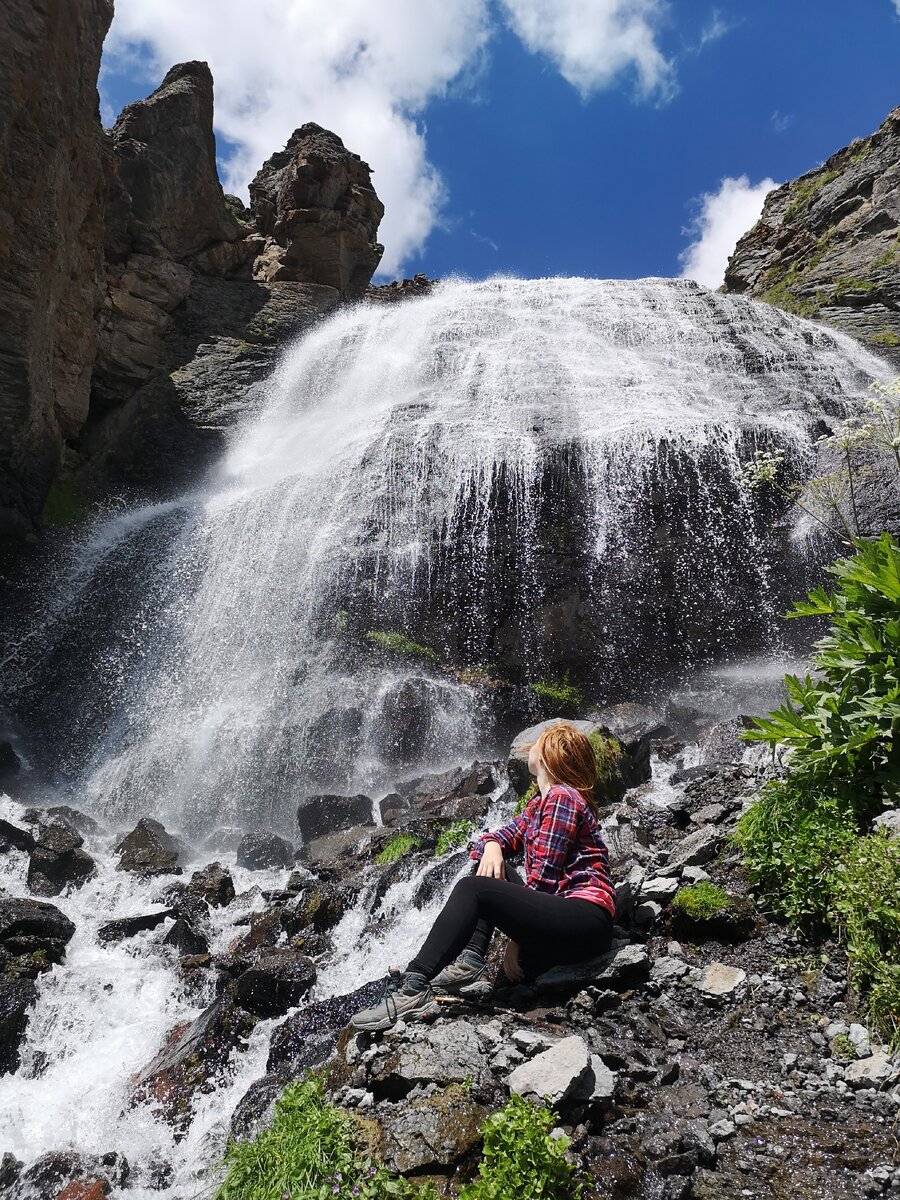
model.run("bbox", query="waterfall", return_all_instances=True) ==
[2,276,888,839]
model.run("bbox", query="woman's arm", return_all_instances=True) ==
[526,788,581,892]
[471,810,529,860]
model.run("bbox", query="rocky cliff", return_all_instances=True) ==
[724,106,900,364]
[0,27,385,553]
[0,0,113,545]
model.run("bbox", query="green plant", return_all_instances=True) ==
[216,1075,434,1200]
[365,630,438,663]
[743,533,900,811]
[832,831,900,1047]
[871,331,900,347]
[459,1094,582,1200]
[42,480,87,528]
[588,731,621,784]
[733,778,858,927]
[374,833,421,865]
[671,882,733,920]
[830,276,877,300]
[435,819,475,856]
[515,781,538,815]
[528,674,583,712]
[784,168,839,222]
[831,1033,855,1059]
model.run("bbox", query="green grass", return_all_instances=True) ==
[784,168,839,223]
[671,882,733,920]
[41,480,87,528]
[528,674,583,712]
[365,630,438,663]
[216,1075,436,1200]
[830,276,877,300]
[760,262,827,318]
[871,331,900,347]
[435,819,475,856]
[459,1094,582,1200]
[374,833,421,865]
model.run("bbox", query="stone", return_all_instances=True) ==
[163,917,209,957]
[234,950,316,1017]
[248,123,384,297]
[665,827,721,871]
[634,900,663,926]
[535,943,651,992]
[235,831,295,870]
[848,1023,871,1057]
[0,975,37,1075]
[186,860,235,907]
[97,910,173,944]
[26,821,95,896]
[844,1051,897,1088]
[708,1118,736,1140]
[116,818,182,876]
[651,956,690,984]
[508,1035,592,1105]
[0,818,35,852]
[693,963,746,998]
[22,805,102,835]
[872,809,900,839]
[698,718,748,765]
[296,793,374,842]
[385,1022,486,1090]
[378,1085,488,1172]
[570,1053,617,1104]
[0,0,113,544]
[681,865,711,884]
[641,876,680,903]
[0,896,76,975]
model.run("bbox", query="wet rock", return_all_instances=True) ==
[640,875,680,903]
[844,1051,897,1088]
[698,717,749,765]
[508,1035,592,1105]
[377,1084,488,1172]
[296,793,373,842]
[22,805,102,835]
[266,982,380,1074]
[508,719,647,801]
[235,831,294,870]
[295,881,345,934]
[56,1180,110,1200]
[163,917,209,957]
[0,1153,22,1192]
[0,742,21,781]
[0,818,35,853]
[378,793,409,826]
[373,1021,486,1096]
[132,997,255,1127]
[0,975,37,1074]
[27,821,95,897]
[234,950,316,1017]
[571,1053,617,1105]
[664,826,721,871]
[97,910,173,944]
[300,823,376,874]
[692,963,746,998]
[535,943,650,993]
[116,818,182,876]
[0,897,76,977]
[186,861,235,907]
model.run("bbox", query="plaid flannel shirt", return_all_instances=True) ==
[471,783,616,916]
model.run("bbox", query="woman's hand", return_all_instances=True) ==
[476,841,505,879]
[503,939,524,983]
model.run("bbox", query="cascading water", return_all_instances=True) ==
[2,276,889,842]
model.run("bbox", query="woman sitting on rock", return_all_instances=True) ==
[351,721,617,1031]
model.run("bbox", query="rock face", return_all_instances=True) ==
[724,106,900,364]
[0,0,113,544]
[249,123,384,297]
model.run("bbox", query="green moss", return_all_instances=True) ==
[871,331,900,347]
[831,1033,855,1059]
[760,260,827,317]
[671,882,733,920]
[873,242,899,269]
[528,673,583,712]
[588,730,622,785]
[830,276,877,300]
[41,480,88,528]
[365,630,438,663]
[435,819,475,856]
[784,168,839,223]
[849,142,872,166]
[374,832,421,865]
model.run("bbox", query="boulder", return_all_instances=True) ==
[236,831,295,870]
[0,975,37,1074]
[698,717,749,765]
[296,793,373,842]
[248,123,384,297]
[872,809,900,839]
[372,1021,487,1095]
[844,1051,898,1088]
[26,821,95,896]
[508,718,649,801]
[571,1053,617,1105]
[0,0,113,544]
[0,817,35,853]
[163,917,209,957]
[508,1035,592,1106]
[186,861,235,907]
[97,910,173,944]
[132,997,255,1127]
[665,826,722,871]
[535,943,650,993]
[377,1085,488,1173]
[116,818,182,876]
[22,804,102,835]
[0,896,76,976]
[692,963,746,998]
[234,950,316,1017]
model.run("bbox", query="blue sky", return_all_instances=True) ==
[100,1,900,284]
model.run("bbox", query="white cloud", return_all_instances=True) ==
[679,175,778,288]
[104,1,674,277]
[771,110,793,134]
[500,0,675,100]
[698,8,737,48]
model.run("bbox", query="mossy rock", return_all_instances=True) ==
[670,883,757,942]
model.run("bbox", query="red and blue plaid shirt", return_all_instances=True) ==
[471,784,616,917]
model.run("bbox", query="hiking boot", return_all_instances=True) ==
[350,970,440,1032]
[432,953,488,996]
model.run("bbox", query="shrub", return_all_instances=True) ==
[671,882,733,920]
[216,1075,436,1200]
[374,833,421,866]
[459,1094,582,1200]
[435,819,475,856]
[733,778,858,927]
[365,630,438,663]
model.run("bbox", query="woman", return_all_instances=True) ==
[351,721,617,1031]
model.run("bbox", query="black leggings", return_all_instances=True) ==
[407,868,614,981]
